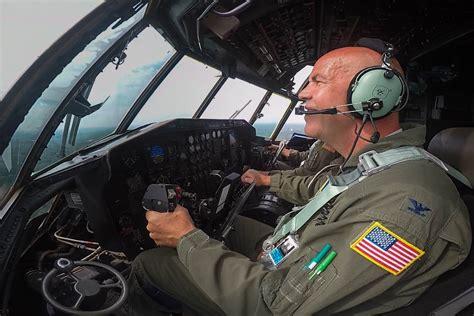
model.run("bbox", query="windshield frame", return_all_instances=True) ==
[30,25,185,177]
[269,77,309,139]
[114,52,184,133]
[0,2,149,207]
[0,0,146,152]
[192,76,228,119]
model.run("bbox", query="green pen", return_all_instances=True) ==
[309,250,337,280]
[305,243,332,270]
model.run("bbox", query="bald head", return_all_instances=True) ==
[316,47,404,85]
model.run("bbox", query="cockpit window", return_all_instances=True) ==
[200,78,267,120]
[271,65,313,140]
[253,94,292,137]
[0,6,146,203]
[129,56,220,129]
[276,101,307,140]
[35,26,175,172]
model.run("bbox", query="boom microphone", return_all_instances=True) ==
[294,106,338,115]
[295,104,381,144]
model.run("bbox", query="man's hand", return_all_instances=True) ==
[241,169,271,186]
[145,205,196,248]
[268,144,291,158]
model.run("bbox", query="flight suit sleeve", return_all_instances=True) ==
[268,172,323,205]
[278,148,340,177]
[267,149,340,205]
[286,149,309,167]
[300,146,339,172]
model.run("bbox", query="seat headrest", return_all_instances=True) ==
[428,127,474,187]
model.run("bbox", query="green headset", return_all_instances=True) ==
[347,41,408,119]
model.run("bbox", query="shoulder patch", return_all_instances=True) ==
[350,222,424,276]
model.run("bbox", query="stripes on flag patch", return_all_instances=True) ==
[350,222,424,276]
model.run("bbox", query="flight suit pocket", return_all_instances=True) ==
[266,254,336,315]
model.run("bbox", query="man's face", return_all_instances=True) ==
[298,54,354,142]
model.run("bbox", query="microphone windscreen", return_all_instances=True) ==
[371,131,380,143]
[294,106,306,115]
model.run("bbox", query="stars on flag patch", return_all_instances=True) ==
[350,222,424,275]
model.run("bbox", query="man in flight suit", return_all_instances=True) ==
[270,140,331,170]
[126,45,471,315]
[244,140,341,205]
[274,145,310,169]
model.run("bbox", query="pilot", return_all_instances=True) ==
[125,41,471,315]
[244,140,341,205]
[269,140,334,170]
[271,144,309,169]
[268,142,315,170]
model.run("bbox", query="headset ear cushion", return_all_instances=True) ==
[347,73,363,118]
[347,67,405,119]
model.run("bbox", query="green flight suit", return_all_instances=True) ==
[126,124,471,315]
[272,148,309,170]
[276,139,330,169]
[269,140,341,205]
[285,148,309,168]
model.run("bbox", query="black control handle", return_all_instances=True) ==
[142,184,182,212]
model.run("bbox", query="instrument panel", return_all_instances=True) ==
[76,119,257,257]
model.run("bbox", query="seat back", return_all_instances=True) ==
[386,127,474,315]
[428,127,474,188]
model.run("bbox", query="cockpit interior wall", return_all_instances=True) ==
[147,0,474,94]
[70,119,257,258]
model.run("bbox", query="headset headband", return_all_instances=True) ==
[348,38,407,119]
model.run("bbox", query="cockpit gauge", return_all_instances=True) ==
[150,145,165,164]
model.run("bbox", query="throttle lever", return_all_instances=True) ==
[142,184,182,212]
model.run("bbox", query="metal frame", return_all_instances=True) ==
[2,13,148,207]
[193,76,228,118]
[115,52,184,133]
[0,0,145,152]
[269,99,299,140]
[269,73,310,140]
[249,91,272,125]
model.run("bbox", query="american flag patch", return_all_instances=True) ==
[350,222,424,275]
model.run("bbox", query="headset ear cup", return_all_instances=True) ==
[347,74,363,118]
[347,67,405,119]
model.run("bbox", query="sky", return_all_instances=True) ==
[0,0,103,99]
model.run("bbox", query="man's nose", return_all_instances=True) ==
[298,85,311,100]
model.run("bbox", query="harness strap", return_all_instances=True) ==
[267,146,471,247]
[359,147,471,188]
